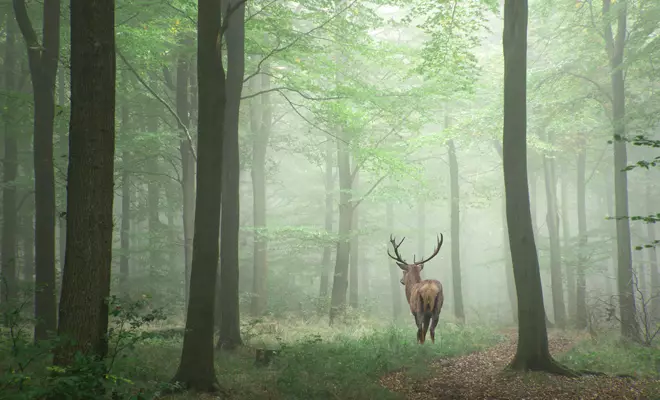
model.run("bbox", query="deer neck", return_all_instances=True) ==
[403,272,422,304]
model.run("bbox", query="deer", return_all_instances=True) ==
[388,234,444,344]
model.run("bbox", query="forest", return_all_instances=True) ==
[0,0,659,399]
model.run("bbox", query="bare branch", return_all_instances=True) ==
[116,49,197,161]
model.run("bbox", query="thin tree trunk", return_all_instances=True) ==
[216,0,245,350]
[2,12,19,307]
[447,138,464,322]
[386,202,401,321]
[605,174,617,297]
[349,170,359,308]
[176,49,194,308]
[575,146,588,329]
[647,184,659,320]
[146,119,161,276]
[329,127,353,324]
[57,65,67,273]
[603,0,639,342]
[119,98,131,293]
[250,64,270,316]
[560,167,576,323]
[14,0,61,341]
[319,138,334,299]
[53,0,115,365]
[543,143,566,328]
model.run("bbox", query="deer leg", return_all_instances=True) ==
[421,314,431,344]
[414,313,424,344]
[430,314,440,344]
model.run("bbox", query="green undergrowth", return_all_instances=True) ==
[120,318,505,399]
[558,334,660,379]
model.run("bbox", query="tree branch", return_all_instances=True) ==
[116,49,197,161]
[352,174,388,210]
[243,0,358,84]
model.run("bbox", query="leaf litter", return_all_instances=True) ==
[379,329,659,399]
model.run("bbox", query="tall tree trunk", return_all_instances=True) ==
[447,138,464,322]
[216,0,245,350]
[2,12,19,307]
[146,119,161,276]
[53,0,115,365]
[57,65,67,273]
[503,0,571,374]
[250,64,271,316]
[22,214,34,283]
[560,167,576,323]
[603,0,639,342]
[575,146,588,329]
[646,184,659,320]
[349,170,359,308]
[529,170,538,232]
[171,0,227,390]
[605,174,617,296]
[386,202,401,321]
[319,138,334,299]
[329,128,353,325]
[14,0,61,341]
[493,141,518,324]
[176,49,194,308]
[119,98,131,293]
[542,142,566,328]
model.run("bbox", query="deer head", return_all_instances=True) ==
[387,234,444,285]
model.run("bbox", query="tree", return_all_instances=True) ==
[13,0,61,341]
[502,0,573,374]
[447,136,464,322]
[217,0,245,350]
[53,0,116,364]
[171,0,236,390]
[2,11,19,308]
[603,0,640,342]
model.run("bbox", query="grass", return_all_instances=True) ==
[558,333,660,379]
[111,315,505,399]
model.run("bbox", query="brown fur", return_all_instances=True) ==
[400,265,444,344]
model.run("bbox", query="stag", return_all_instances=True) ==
[388,234,444,344]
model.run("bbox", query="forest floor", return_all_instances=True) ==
[379,328,659,399]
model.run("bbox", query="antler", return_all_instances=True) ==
[387,235,408,266]
[413,234,444,267]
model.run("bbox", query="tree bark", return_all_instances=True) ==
[119,97,131,293]
[329,127,353,324]
[13,0,61,341]
[603,0,640,342]
[575,146,588,329]
[386,202,402,321]
[349,170,359,308]
[542,140,566,328]
[176,48,194,308]
[216,0,245,350]
[447,138,464,322]
[319,139,334,299]
[171,0,228,390]
[2,12,19,307]
[250,64,271,316]
[502,0,572,374]
[53,0,115,365]
[57,66,67,274]
[647,184,659,320]
[560,167,576,323]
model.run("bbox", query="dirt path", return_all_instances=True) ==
[380,330,657,399]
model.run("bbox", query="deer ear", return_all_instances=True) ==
[396,262,407,270]
[418,263,424,271]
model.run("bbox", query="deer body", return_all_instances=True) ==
[388,234,445,344]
